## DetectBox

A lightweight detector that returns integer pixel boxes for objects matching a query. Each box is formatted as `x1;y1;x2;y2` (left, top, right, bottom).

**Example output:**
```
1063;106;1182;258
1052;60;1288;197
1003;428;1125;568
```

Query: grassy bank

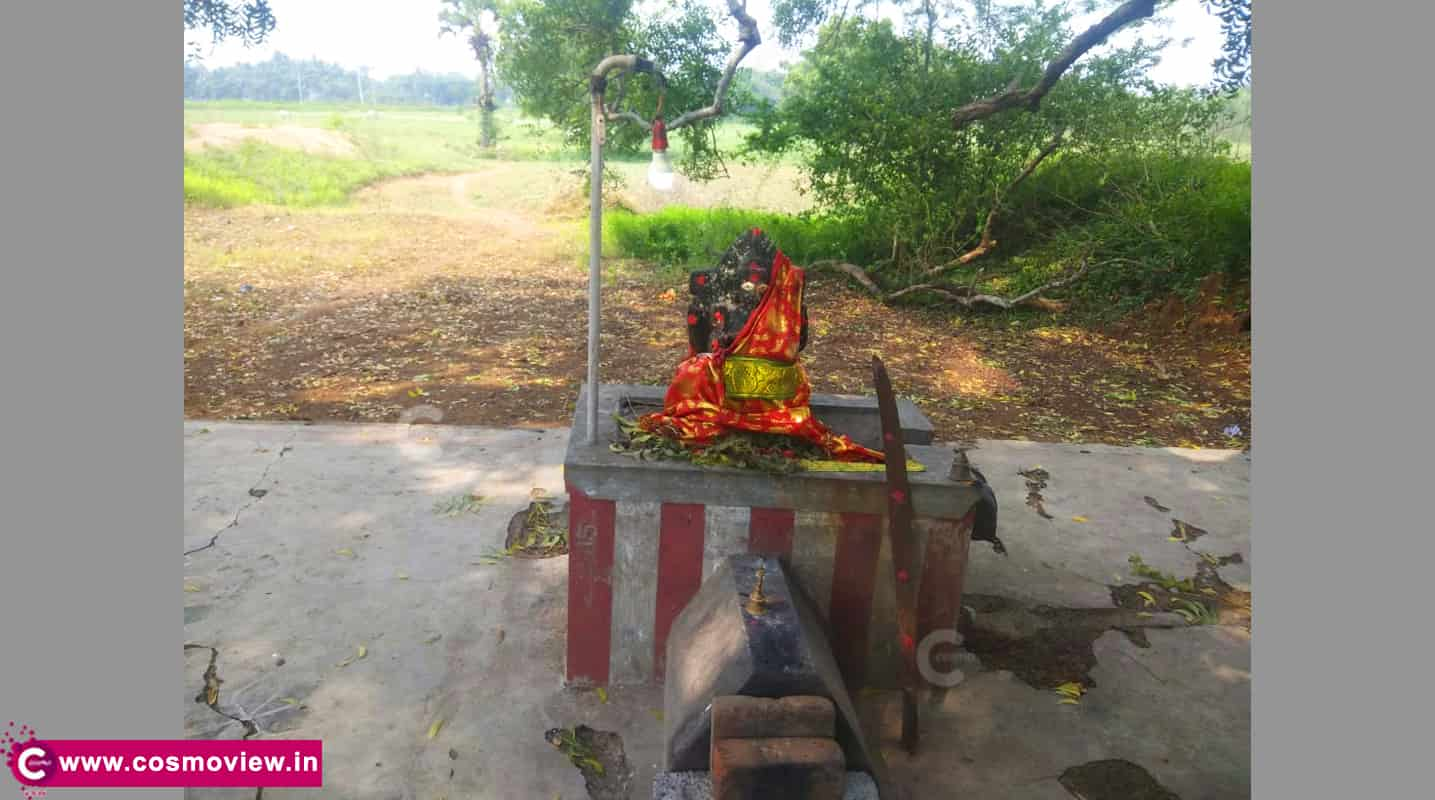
604;152;1251;315
605;206;881;267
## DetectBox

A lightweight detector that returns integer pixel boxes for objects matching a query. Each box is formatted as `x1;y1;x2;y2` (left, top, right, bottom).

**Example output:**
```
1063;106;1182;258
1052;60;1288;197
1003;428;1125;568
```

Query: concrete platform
184;421;1249;799
563;383;985;688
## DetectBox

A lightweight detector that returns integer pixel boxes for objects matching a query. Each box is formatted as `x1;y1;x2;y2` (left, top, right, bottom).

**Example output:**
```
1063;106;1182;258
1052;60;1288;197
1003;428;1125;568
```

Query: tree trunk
474;32;497;148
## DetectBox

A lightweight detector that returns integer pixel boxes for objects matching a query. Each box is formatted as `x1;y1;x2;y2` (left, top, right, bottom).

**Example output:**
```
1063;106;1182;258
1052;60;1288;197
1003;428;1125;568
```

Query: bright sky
193;0;1225;87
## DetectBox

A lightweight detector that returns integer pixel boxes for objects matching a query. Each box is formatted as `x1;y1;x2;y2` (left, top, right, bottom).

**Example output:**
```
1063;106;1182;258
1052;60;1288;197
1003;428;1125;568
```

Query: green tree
485;0;759;177
183;54;479;106
1202;0;1252;95
183;0;276;60
750;0;1231;306
439;0;500;147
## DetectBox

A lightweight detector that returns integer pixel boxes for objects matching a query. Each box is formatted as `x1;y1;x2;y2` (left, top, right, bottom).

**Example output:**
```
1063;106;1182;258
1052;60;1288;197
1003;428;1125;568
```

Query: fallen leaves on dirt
544;725;633;800
1114;555;1250;630
184;191;1249;447
503;494;569;558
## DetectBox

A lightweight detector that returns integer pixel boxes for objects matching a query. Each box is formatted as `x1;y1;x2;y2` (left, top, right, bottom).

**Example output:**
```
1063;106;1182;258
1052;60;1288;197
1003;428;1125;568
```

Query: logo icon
3;723;52;799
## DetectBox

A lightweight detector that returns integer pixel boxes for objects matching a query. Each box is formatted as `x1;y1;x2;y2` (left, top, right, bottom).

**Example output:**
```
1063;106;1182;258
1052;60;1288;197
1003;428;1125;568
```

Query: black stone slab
662;555;888;793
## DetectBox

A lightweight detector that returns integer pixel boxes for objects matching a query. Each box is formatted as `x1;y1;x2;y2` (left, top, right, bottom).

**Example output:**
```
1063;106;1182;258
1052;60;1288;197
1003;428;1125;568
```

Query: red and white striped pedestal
566;493;975;690
564;386;982;690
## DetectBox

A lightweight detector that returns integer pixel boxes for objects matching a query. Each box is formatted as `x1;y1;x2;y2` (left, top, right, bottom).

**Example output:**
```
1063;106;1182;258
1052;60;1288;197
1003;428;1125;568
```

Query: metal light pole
581;2;760;445
584;56;662;445
586;91;604;445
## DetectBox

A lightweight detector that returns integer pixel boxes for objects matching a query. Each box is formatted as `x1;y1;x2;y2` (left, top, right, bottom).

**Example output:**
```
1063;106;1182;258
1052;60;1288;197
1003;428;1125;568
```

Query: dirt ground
184;123;359;157
184;166;1250;448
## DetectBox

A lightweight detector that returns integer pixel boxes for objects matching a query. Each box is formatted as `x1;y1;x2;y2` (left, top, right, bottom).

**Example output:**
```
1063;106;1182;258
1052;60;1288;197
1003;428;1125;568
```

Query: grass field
184;101;774;207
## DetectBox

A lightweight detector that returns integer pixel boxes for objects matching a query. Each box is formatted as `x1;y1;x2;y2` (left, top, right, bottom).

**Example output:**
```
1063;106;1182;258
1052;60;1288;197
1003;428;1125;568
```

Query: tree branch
607;109;655;129
668;0;762;130
922;129;1065;276
808;260;883;295
950;0;1157;129
894;258;1093;309
821;256;1096;313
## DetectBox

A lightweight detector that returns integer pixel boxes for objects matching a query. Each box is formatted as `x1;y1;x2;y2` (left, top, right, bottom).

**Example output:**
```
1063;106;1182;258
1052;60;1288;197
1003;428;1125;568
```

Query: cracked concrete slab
875;626;1248;799
184;422;1249;799
184;424;301;554
185;421;596;800
961;440;1251;606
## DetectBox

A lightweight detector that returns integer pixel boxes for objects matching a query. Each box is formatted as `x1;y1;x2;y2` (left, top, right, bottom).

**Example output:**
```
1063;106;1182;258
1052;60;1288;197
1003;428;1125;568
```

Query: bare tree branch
590;1;760;134
921;129;1066;276
808;260;883;295
950;0;1157;129
607;109;655;129
822;256;1097;313
886;281;967;301
668;0;762;130
893;259;1093;309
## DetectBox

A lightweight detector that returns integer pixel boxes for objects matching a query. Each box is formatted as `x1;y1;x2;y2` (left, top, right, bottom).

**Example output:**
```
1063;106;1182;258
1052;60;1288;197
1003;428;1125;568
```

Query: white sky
193;0;1225;87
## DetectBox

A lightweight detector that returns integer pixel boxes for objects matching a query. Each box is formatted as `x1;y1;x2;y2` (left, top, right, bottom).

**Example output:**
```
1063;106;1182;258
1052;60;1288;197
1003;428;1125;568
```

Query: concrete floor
183;421;1250;800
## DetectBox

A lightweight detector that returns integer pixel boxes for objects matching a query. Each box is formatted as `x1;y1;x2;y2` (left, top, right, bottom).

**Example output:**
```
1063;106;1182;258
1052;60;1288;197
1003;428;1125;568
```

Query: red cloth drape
638;248;884;463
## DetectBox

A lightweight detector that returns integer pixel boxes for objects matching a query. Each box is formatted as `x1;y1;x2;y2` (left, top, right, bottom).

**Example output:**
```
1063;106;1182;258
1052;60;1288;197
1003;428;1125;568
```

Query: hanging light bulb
648;115;675;192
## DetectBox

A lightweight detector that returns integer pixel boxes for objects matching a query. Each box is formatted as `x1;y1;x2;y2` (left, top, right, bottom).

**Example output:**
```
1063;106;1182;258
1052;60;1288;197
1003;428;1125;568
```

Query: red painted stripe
565;484;616;686
916;511;975;645
748;507;795;556
654;502;706;681
829;512;884;689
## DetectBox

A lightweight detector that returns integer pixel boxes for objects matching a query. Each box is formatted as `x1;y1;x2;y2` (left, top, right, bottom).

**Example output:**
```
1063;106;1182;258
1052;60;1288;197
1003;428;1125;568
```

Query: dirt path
184;167;1250;447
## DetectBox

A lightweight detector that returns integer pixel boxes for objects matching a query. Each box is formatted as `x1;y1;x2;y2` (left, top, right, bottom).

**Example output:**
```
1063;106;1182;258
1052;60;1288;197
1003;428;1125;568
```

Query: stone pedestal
563;384;980;691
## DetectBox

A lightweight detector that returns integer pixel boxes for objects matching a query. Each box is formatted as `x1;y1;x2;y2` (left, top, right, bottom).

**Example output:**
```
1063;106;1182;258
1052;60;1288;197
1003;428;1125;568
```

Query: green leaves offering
610;414;827;475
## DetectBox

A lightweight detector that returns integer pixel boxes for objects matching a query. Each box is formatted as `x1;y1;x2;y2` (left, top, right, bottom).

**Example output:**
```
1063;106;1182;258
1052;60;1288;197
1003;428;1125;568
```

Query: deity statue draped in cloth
637;228;885;464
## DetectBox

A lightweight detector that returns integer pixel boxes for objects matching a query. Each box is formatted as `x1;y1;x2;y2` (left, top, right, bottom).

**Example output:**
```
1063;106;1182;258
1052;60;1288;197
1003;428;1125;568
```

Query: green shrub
990;152;1252;311
604;150;1249;315
604;206;883;269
